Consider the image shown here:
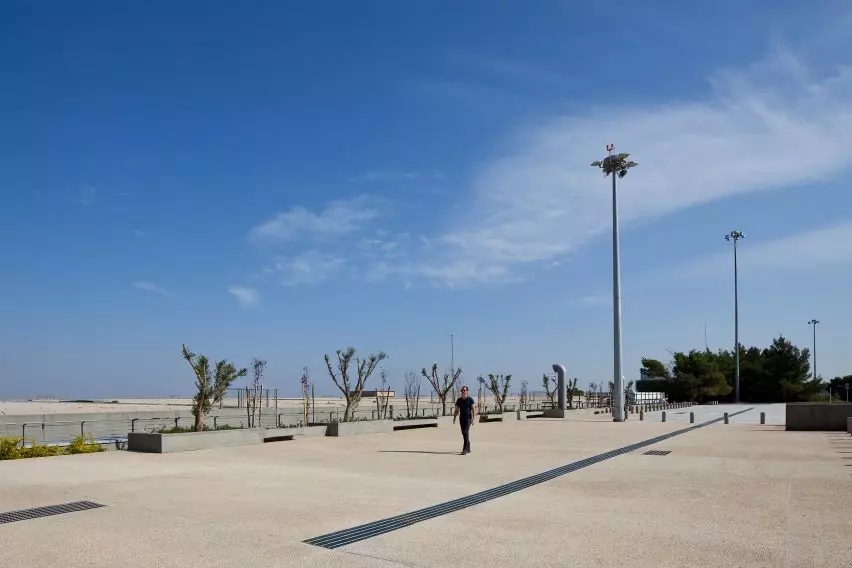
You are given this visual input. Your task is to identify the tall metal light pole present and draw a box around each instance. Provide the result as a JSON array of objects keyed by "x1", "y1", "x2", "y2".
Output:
[
  {"x1": 807, "y1": 319, "x2": 820, "y2": 381},
  {"x1": 591, "y1": 145, "x2": 638, "y2": 422},
  {"x1": 725, "y1": 230, "x2": 744, "y2": 403},
  {"x1": 450, "y1": 333, "x2": 455, "y2": 378}
]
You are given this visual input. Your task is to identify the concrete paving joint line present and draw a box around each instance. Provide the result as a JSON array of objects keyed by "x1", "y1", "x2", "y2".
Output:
[{"x1": 303, "y1": 407, "x2": 755, "y2": 549}]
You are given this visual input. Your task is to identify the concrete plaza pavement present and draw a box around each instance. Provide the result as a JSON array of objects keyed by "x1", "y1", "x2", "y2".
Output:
[{"x1": 1, "y1": 405, "x2": 849, "y2": 567}]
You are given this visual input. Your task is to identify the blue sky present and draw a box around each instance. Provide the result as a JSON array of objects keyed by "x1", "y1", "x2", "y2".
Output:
[{"x1": 2, "y1": 1, "x2": 851, "y2": 398}]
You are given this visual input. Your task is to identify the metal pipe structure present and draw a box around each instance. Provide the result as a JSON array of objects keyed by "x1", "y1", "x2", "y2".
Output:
[{"x1": 552, "y1": 364, "x2": 567, "y2": 411}]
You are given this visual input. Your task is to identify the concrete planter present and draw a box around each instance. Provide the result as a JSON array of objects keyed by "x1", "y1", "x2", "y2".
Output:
[
  {"x1": 325, "y1": 420, "x2": 393, "y2": 437},
  {"x1": 128, "y1": 429, "x2": 263, "y2": 453}
]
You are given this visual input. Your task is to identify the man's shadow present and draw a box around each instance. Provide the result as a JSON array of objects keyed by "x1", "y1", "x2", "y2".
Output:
[{"x1": 379, "y1": 450, "x2": 459, "y2": 455}]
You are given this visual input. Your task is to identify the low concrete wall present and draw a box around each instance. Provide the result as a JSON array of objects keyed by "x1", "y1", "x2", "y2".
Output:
[
  {"x1": 786, "y1": 403, "x2": 852, "y2": 431},
  {"x1": 262, "y1": 428, "x2": 297, "y2": 442},
  {"x1": 325, "y1": 420, "x2": 393, "y2": 437},
  {"x1": 128, "y1": 429, "x2": 264, "y2": 453},
  {"x1": 296, "y1": 425, "x2": 328, "y2": 437},
  {"x1": 392, "y1": 419, "x2": 439, "y2": 431},
  {"x1": 542, "y1": 408, "x2": 566, "y2": 419}
]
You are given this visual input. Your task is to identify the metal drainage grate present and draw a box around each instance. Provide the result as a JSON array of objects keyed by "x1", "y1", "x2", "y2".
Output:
[
  {"x1": 0, "y1": 501, "x2": 105, "y2": 525},
  {"x1": 643, "y1": 450, "x2": 671, "y2": 456},
  {"x1": 304, "y1": 407, "x2": 754, "y2": 549}
]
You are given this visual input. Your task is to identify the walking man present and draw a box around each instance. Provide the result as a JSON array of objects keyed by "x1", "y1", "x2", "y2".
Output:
[{"x1": 453, "y1": 385, "x2": 476, "y2": 455}]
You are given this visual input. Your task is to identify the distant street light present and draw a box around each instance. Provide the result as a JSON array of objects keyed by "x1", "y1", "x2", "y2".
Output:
[
  {"x1": 807, "y1": 319, "x2": 820, "y2": 381},
  {"x1": 725, "y1": 230, "x2": 744, "y2": 403},
  {"x1": 591, "y1": 145, "x2": 638, "y2": 422}
]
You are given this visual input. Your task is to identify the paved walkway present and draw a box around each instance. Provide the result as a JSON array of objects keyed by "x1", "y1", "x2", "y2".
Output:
[{"x1": 1, "y1": 407, "x2": 849, "y2": 567}]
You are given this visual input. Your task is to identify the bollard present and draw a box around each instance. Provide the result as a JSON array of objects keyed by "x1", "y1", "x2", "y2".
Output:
[
  {"x1": 689, "y1": 412, "x2": 694, "y2": 424},
  {"x1": 389, "y1": 405, "x2": 394, "y2": 418},
  {"x1": 662, "y1": 411, "x2": 666, "y2": 422},
  {"x1": 640, "y1": 410, "x2": 644, "y2": 421},
  {"x1": 214, "y1": 416, "x2": 219, "y2": 429},
  {"x1": 724, "y1": 412, "x2": 729, "y2": 424},
  {"x1": 81, "y1": 421, "x2": 86, "y2": 436},
  {"x1": 760, "y1": 412, "x2": 765, "y2": 425},
  {"x1": 131, "y1": 418, "x2": 138, "y2": 433}
]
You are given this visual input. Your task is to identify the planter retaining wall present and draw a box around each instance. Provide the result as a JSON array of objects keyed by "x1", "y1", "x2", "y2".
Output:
[
  {"x1": 128, "y1": 429, "x2": 264, "y2": 453},
  {"x1": 325, "y1": 420, "x2": 393, "y2": 437}
]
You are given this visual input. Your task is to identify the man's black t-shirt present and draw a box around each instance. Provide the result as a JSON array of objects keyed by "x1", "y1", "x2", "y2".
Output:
[{"x1": 456, "y1": 396, "x2": 475, "y2": 423}]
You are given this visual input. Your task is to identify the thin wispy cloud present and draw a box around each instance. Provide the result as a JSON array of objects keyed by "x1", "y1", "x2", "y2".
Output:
[
  {"x1": 270, "y1": 250, "x2": 345, "y2": 286},
  {"x1": 77, "y1": 185, "x2": 96, "y2": 205},
  {"x1": 132, "y1": 229, "x2": 145, "y2": 238},
  {"x1": 410, "y1": 42, "x2": 852, "y2": 285},
  {"x1": 227, "y1": 285, "x2": 260, "y2": 307},
  {"x1": 349, "y1": 170, "x2": 443, "y2": 183},
  {"x1": 248, "y1": 195, "x2": 381, "y2": 245},
  {"x1": 672, "y1": 221, "x2": 852, "y2": 280},
  {"x1": 132, "y1": 281, "x2": 174, "y2": 297}
]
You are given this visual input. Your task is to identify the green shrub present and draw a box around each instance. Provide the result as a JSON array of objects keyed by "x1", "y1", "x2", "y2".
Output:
[
  {"x1": 155, "y1": 423, "x2": 243, "y2": 434},
  {"x1": 66, "y1": 435, "x2": 105, "y2": 454},
  {"x1": 0, "y1": 436, "x2": 103, "y2": 460}
]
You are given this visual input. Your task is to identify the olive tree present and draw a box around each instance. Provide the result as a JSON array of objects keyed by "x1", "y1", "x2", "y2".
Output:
[
  {"x1": 324, "y1": 347, "x2": 387, "y2": 422},
  {"x1": 181, "y1": 344, "x2": 247, "y2": 432},
  {"x1": 479, "y1": 373, "x2": 512, "y2": 413},
  {"x1": 422, "y1": 363, "x2": 463, "y2": 416}
]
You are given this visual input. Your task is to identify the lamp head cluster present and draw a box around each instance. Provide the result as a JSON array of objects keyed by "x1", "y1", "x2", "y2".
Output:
[
  {"x1": 725, "y1": 230, "x2": 744, "y2": 241},
  {"x1": 590, "y1": 144, "x2": 638, "y2": 179},
  {"x1": 808, "y1": 319, "x2": 821, "y2": 326}
]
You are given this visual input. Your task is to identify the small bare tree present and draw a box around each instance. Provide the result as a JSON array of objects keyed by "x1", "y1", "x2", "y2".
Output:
[
  {"x1": 375, "y1": 368, "x2": 392, "y2": 419},
  {"x1": 567, "y1": 377, "x2": 579, "y2": 408},
  {"x1": 300, "y1": 367, "x2": 310, "y2": 425},
  {"x1": 519, "y1": 380, "x2": 529, "y2": 410},
  {"x1": 588, "y1": 382, "x2": 598, "y2": 407},
  {"x1": 542, "y1": 373, "x2": 557, "y2": 406},
  {"x1": 182, "y1": 344, "x2": 247, "y2": 432},
  {"x1": 324, "y1": 347, "x2": 387, "y2": 422},
  {"x1": 421, "y1": 363, "x2": 463, "y2": 416},
  {"x1": 246, "y1": 358, "x2": 266, "y2": 428},
  {"x1": 480, "y1": 373, "x2": 511, "y2": 413},
  {"x1": 403, "y1": 370, "x2": 421, "y2": 419}
]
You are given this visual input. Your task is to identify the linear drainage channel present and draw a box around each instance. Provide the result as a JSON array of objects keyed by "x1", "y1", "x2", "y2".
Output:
[
  {"x1": 0, "y1": 501, "x2": 105, "y2": 525},
  {"x1": 304, "y1": 407, "x2": 753, "y2": 549},
  {"x1": 643, "y1": 450, "x2": 671, "y2": 456}
]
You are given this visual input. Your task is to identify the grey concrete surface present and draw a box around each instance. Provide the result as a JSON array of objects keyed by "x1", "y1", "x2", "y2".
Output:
[
  {"x1": 1, "y1": 414, "x2": 849, "y2": 568},
  {"x1": 786, "y1": 402, "x2": 852, "y2": 431}
]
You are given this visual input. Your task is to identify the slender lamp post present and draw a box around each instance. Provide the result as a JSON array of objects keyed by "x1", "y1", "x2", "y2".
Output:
[
  {"x1": 807, "y1": 319, "x2": 820, "y2": 382},
  {"x1": 725, "y1": 230, "x2": 744, "y2": 403},
  {"x1": 591, "y1": 145, "x2": 638, "y2": 422}
]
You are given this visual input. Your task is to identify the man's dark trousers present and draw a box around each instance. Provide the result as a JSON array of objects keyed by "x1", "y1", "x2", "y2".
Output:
[{"x1": 460, "y1": 418, "x2": 471, "y2": 453}]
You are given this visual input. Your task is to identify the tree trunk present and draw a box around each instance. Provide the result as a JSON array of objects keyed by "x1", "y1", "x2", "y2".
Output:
[
  {"x1": 343, "y1": 396, "x2": 352, "y2": 422},
  {"x1": 194, "y1": 409, "x2": 204, "y2": 432},
  {"x1": 440, "y1": 395, "x2": 447, "y2": 416}
]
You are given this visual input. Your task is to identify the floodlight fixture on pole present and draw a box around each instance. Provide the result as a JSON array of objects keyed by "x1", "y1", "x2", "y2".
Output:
[{"x1": 590, "y1": 145, "x2": 638, "y2": 422}]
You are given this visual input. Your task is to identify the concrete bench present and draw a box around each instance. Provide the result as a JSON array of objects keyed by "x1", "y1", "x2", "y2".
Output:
[{"x1": 392, "y1": 418, "x2": 439, "y2": 431}]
